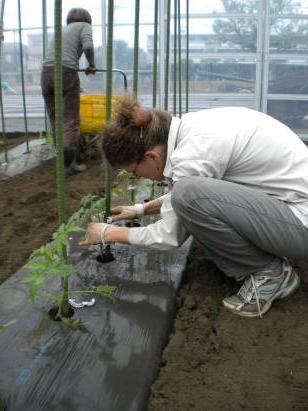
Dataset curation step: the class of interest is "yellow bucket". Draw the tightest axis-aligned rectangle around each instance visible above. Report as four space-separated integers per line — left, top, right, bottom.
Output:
79 94 116 134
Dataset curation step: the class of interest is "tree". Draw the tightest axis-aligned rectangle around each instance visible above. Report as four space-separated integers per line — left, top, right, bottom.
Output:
213 0 308 52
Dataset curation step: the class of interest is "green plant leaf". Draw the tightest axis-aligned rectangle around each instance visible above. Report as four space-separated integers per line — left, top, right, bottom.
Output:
92 284 117 300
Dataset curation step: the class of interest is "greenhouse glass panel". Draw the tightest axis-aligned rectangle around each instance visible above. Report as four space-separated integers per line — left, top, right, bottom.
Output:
268 60 308 95
270 0 308 15
2 2 18 30
187 0 259 15
267 99 308 135
185 17 258 54
45 0 103 27
269 18 308 54
187 57 256 95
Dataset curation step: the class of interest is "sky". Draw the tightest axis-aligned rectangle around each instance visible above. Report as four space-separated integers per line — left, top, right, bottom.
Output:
2 0 308 50
3 0 226 50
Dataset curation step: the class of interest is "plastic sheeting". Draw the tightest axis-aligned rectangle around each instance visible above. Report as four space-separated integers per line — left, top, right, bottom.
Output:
0 231 191 410
0 139 55 180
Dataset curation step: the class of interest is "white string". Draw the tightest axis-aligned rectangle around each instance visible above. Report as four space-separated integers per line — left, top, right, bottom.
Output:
100 224 109 246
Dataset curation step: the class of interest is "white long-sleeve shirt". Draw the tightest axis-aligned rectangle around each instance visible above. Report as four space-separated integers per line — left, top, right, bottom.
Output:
129 107 308 249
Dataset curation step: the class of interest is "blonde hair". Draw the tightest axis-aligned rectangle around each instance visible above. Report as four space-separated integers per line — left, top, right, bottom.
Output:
102 94 171 167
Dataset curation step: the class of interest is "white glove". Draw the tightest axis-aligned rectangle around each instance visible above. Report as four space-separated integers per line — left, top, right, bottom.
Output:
79 222 110 246
111 204 144 222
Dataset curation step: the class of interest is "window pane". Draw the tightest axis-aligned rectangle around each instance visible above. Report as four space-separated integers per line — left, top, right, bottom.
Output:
268 60 308 94
187 17 258 53
188 58 256 94
270 0 308 15
269 18 308 54
188 0 258 15
267 100 308 134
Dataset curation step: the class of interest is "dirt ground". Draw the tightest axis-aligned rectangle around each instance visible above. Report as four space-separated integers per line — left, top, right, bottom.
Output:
0 137 104 284
1 137 308 411
149 249 308 411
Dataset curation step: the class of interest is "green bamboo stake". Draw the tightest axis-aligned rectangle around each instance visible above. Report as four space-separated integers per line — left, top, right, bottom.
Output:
130 0 141 206
173 0 177 116
101 0 115 261
17 0 29 153
185 0 189 113
105 0 114 218
150 0 159 199
0 0 7 163
133 0 140 97
0 77 6 162
152 0 158 108
164 0 171 110
42 0 48 139
54 0 69 317
0 0 7 162
178 0 182 117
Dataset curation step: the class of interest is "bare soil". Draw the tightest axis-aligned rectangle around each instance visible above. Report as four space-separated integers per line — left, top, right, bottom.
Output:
149 249 308 411
1 137 308 411
0 140 104 284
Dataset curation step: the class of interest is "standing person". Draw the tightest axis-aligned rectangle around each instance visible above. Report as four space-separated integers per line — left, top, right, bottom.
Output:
80 94 308 318
41 8 97 176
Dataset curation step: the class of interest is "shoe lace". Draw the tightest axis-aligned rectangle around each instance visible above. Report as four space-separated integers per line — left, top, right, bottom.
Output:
237 274 269 318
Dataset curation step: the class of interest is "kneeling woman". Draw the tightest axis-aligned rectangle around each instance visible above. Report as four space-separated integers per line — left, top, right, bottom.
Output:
80 94 308 318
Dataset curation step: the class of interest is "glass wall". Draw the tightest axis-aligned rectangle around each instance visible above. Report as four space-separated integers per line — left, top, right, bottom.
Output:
265 1 308 137
1 0 308 137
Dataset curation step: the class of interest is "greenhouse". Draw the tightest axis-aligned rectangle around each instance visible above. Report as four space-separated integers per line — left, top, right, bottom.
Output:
1 1 308 410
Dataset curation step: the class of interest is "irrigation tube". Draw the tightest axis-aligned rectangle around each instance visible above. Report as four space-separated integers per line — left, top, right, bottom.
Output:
17 0 29 153
0 0 7 163
173 0 177 116
152 0 158 108
105 0 114 218
164 0 171 110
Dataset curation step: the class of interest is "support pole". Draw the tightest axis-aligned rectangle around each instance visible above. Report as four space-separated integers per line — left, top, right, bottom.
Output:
54 0 69 316
105 0 114 217
17 0 29 153
173 0 177 116
152 0 158 108
178 0 182 117
185 0 189 113
164 0 171 110
42 0 48 138
0 0 7 163
54 0 65 226
133 0 140 97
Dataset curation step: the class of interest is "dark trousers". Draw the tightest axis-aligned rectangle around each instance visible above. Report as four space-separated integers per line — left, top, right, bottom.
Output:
41 65 80 166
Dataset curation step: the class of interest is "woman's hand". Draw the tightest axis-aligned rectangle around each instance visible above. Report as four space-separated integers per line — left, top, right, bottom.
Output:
111 205 139 222
79 223 110 246
79 223 130 246
85 65 97 75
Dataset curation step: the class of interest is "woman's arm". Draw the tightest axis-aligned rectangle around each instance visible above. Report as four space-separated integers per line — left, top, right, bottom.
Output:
80 223 130 245
111 197 164 222
80 193 190 250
